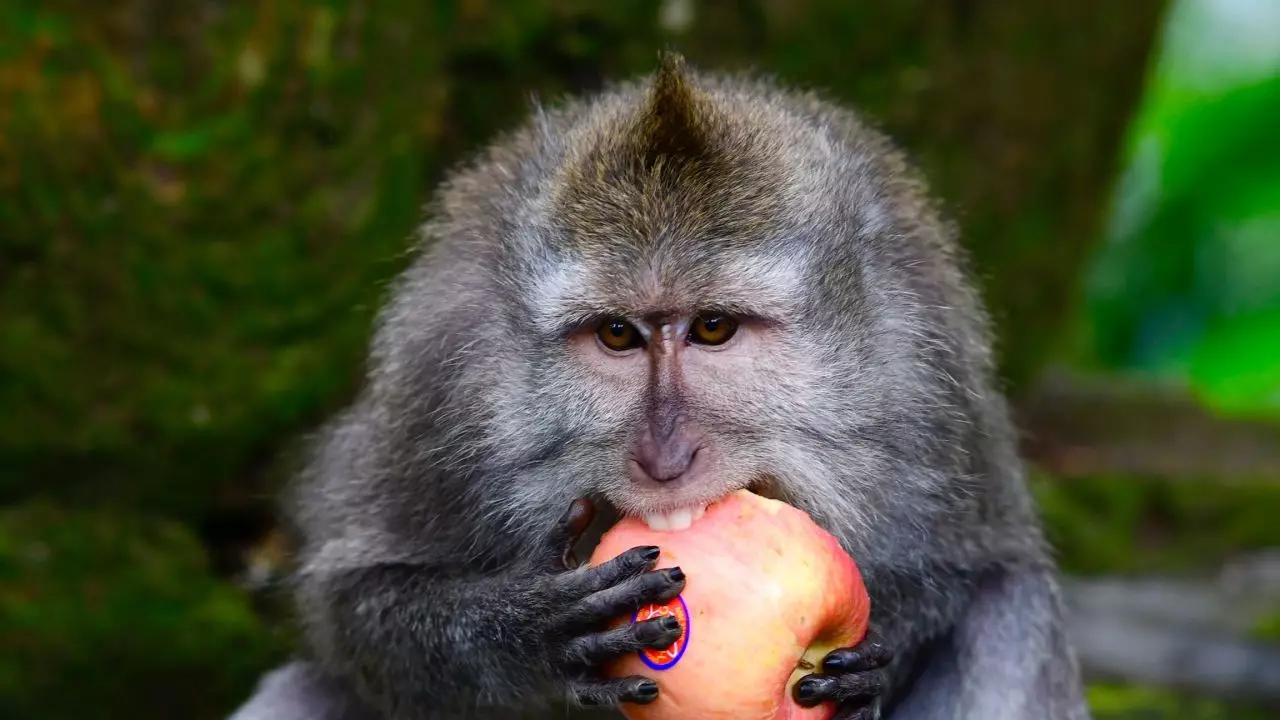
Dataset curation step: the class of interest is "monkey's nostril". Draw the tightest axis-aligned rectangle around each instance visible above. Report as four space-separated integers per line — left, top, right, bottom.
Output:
636 445 699 483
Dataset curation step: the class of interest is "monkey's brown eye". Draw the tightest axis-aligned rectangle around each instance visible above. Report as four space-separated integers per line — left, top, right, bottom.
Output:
689 314 738 346
596 318 642 352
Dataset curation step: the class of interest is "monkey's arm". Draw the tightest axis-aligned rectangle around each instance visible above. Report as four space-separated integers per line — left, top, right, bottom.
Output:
886 564 1090 720
295 502 685 718
301 561 553 713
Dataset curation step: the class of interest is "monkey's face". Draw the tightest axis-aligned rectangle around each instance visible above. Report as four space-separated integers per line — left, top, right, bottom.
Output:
507 245 851 532
458 65 929 539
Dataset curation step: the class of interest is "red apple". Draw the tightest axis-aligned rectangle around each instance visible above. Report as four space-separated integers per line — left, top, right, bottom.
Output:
587 489 870 720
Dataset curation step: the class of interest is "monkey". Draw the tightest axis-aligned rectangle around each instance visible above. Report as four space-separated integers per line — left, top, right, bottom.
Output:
229 52 1090 720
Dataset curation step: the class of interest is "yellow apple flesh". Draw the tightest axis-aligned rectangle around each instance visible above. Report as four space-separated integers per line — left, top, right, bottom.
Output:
588 489 870 720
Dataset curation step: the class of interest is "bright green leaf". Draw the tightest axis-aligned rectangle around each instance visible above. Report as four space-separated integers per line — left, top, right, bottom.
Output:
1188 308 1280 416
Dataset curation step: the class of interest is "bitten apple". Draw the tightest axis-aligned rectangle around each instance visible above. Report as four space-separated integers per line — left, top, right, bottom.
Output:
588 489 870 720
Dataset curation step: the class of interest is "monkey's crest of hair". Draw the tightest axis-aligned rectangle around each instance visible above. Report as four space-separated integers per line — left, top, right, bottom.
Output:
627 51 715 172
549 52 799 270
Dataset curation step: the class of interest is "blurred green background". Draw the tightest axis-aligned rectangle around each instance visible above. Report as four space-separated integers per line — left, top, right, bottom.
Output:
2 1 1278 718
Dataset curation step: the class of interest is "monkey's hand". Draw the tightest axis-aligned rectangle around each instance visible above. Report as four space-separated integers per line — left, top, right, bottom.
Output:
792 628 893 720
531 497 686 710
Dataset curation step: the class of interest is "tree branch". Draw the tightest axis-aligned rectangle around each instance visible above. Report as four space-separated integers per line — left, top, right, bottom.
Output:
1016 369 1280 482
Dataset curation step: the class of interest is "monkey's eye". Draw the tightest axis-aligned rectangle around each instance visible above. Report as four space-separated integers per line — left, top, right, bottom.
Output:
689 314 738 346
596 317 642 352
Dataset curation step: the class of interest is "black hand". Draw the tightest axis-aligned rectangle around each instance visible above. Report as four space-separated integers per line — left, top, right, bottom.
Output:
534 498 686 709
793 628 892 720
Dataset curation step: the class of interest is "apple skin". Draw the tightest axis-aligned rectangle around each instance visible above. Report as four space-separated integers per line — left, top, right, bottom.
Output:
588 489 871 720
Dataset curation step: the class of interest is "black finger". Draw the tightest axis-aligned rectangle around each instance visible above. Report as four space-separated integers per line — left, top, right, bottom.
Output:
570 545 666 596
561 616 682 667
794 674 839 707
794 669 887 708
822 638 892 674
576 566 684 622
542 498 595 571
569 675 659 707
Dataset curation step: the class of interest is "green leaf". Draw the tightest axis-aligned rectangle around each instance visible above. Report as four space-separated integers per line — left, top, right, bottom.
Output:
1079 0 1280 418
1188 308 1280 416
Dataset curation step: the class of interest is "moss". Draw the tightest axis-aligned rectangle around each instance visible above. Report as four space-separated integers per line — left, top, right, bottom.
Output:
0 0 672 521
1254 609 1280 641
0 501 291 720
1031 471 1280 575
1086 682 1275 719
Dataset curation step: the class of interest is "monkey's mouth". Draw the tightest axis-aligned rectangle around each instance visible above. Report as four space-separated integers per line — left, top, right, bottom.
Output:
635 477 783 532
578 480 786 563
640 504 707 532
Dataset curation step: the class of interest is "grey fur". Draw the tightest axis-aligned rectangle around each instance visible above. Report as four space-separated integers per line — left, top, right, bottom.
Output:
231 54 1089 719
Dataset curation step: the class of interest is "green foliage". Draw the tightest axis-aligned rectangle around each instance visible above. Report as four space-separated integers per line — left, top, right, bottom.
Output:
0 501 290 720
1 0 439 519
1081 0 1280 417
1086 682 1274 719
1255 609 1280 641
1188 307 1280 415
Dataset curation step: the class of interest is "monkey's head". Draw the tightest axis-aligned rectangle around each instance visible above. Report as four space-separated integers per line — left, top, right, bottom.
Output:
399 53 979 542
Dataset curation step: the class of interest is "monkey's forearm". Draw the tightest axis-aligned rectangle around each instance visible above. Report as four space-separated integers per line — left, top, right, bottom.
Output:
886 565 1089 720
302 562 554 717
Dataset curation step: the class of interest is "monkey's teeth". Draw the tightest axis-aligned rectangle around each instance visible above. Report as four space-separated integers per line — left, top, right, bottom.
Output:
667 508 693 531
644 513 671 531
643 505 707 532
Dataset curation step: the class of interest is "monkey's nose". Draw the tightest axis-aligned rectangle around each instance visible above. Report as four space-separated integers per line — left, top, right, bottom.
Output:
637 443 698 482
634 429 700 483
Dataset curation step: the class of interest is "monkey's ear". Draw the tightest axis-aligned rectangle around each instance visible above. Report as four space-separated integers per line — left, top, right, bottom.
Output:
631 50 715 169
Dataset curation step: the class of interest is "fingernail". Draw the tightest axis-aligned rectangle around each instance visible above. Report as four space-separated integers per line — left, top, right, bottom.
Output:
795 677 827 703
642 546 661 561
822 652 849 673
635 681 659 700
667 566 685 582
660 615 680 631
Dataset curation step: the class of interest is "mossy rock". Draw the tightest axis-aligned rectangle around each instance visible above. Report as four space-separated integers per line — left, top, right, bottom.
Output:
0 501 291 720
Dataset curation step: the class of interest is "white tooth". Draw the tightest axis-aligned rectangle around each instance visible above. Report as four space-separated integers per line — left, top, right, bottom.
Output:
691 505 706 521
645 514 671 531
667 508 693 531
